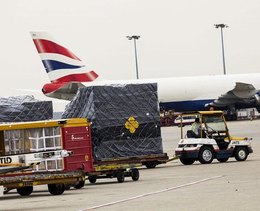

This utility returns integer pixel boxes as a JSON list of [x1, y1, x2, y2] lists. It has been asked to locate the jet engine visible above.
[[251, 92, 260, 105]]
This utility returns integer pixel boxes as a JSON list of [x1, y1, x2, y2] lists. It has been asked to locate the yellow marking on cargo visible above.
[[125, 117, 139, 133]]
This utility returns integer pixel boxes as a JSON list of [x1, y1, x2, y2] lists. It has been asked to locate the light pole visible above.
[[214, 24, 228, 75], [127, 35, 140, 79]]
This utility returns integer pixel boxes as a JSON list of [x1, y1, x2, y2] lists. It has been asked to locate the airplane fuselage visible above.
[[45, 73, 260, 112]]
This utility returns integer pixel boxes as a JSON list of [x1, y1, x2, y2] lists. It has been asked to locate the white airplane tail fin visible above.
[[30, 31, 99, 83]]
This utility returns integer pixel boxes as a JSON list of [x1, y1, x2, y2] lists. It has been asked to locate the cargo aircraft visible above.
[[30, 31, 260, 120]]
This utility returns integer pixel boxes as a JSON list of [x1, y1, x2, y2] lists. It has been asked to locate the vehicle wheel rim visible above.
[[203, 150, 212, 161], [239, 150, 246, 159]]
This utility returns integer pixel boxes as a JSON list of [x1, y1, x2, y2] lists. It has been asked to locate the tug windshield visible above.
[[204, 116, 227, 132]]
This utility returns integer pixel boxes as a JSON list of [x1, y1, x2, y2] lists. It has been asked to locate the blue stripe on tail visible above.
[[42, 60, 84, 73]]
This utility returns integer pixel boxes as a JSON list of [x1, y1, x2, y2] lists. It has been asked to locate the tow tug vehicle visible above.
[[175, 111, 253, 165]]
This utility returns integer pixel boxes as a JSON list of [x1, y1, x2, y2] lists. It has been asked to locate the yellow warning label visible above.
[[125, 117, 139, 133]]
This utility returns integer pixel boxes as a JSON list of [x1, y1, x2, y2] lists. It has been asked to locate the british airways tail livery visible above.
[[30, 31, 260, 120], [30, 31, 99, 100]]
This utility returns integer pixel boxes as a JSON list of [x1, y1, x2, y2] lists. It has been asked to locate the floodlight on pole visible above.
[[126, 35, 140, 79], [214, 23, 228, 75]]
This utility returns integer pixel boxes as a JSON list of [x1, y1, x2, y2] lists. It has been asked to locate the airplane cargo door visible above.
[[62, 126, 94, 172]]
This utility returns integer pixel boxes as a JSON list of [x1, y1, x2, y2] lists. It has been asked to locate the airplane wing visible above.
[[205, 82, 260, 108]]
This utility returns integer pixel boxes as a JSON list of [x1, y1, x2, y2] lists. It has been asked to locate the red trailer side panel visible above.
[[62, 126, 94, 172]]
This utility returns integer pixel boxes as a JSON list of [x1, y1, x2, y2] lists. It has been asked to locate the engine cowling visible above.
[[251, 92, 260, 105]]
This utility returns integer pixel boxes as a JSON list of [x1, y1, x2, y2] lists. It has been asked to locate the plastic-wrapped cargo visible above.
[[61, 83, 163, 159], [0, 95, 53, 123]]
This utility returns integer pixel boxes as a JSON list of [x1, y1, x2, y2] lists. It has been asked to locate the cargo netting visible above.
[[61, 83, 163, 159], [0, 95, 53, 123]]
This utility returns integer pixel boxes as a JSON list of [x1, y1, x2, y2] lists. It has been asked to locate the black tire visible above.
[[88, 177, 97, 184], [232, 114, 237, 121], [225, 115, 231, 121], [117, 170, 125, 183], [180, 158, 195, 165], [48, 183, 65, 195], [74, 181, 85, 189], [217, 158, 229, 163], [145, 162, 157, 169], [235, 147, 248, 161], [17, 186, 33, 196], [64, 184, 71, 190], [131, 169, 139, 181], [199, 146, 214, 164], [4, 189, 10, 194], [217, 158, 228, 163]]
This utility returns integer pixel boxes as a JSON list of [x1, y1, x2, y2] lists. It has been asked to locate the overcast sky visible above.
[[0, 0, 260, 111]]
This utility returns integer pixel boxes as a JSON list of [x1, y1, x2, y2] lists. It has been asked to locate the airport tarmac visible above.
[[1, 119, 260, 211]]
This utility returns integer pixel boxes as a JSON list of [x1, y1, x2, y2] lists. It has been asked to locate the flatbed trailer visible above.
[[86, 162, 142, 184], [85, 154, 179, 184], [0, 170, 85, 196]]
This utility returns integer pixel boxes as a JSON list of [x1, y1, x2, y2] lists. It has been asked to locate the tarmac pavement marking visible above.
[[77, 175, 225, 211]]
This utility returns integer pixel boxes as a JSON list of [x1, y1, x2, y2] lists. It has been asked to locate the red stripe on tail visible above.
[[51, 70, 99, 83], [33, 39, 81, 61]]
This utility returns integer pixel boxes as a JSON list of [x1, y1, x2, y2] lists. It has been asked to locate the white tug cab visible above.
[[175, 111, 253, 165]]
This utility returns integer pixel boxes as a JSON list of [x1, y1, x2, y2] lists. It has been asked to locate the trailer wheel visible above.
[[4, 189, 10, 194], [131, 168, 139, 181], [48, 183, 65, 195], [145, 162, 157, 168], [89, 177, 97, 184], [199, 146, 214, 164], [217, 158, 229, 163], [17, 186, 33, 196], [64, 184, 71, 190], [117, 170, 125, 183], [180, 158, 195, 165], [74, 181, 85, 189], [235, 147, 248, 161]]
